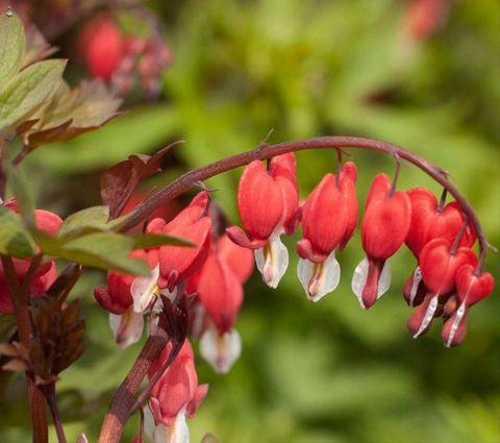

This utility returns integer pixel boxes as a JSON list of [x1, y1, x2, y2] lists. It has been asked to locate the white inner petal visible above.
[[154, 410, 189, 443], [143, 405, 156, 442], [377, 260, 392, 299], [413, 295, 438, 338], [409, 266, 423, 306], [446, 302, 467, 348], [297, 250, 340, 303], [200, 327, 242, 374], [254, 232, 289, 289], [132, 265, 160, 313], [109, 311, 144, 349], [351, 257, 391, 308], [351, 257, 369, 308]]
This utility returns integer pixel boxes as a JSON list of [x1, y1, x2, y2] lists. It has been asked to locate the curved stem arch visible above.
[[120, 136, 489, 269]]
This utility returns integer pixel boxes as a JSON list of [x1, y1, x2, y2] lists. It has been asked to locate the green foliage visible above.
[[0, 207, 35, 258]]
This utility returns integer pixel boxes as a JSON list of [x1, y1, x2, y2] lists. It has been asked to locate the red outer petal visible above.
[[218, 235, 254, 284], [419, 238, 478, 295], [455, 265, 495, 306], [339, 162, 359, 249], [196, 252, 244, 334], [238, 160, 284, 241], [362, 185, 411, 260], [441, 309, 469, 347], [301, 174, 348, 256], [159, 218, 212, 283], [365, 174, 391, 208], [405, 188, 438, 257]]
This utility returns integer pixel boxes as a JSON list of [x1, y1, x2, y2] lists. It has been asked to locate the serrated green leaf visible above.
[[0, 206, 36, 258], [0, 59, 66, 131], [132, 233, 193, 249], [0, 12, 26, 88], [36, 231, 149, 276]]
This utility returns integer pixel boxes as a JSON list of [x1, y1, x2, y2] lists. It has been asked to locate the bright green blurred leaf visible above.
[[0, 12, 26, 88], [0, 206, 36, 258]]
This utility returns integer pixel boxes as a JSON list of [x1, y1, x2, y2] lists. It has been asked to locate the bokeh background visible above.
[[1, 1, 499, 442]]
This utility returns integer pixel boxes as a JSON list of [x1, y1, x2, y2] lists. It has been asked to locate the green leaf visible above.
[[0, 12, 26, 88], [5, 163, 35, 228], [0, 59, 66, 131], [36, 231, 149, 276], [132, 233, 193, 249], [58, 206, 110, 240], [0, 207, 36, 258]]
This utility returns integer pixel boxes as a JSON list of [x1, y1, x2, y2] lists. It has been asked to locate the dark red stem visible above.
[[118, 136, 489, 270], [98, 334, 167, 443]]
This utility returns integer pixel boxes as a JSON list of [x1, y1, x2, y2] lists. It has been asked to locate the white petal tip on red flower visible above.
[[297, 250, 341, 303], [200, 327, 241, 374], [254, 233, 289, 289], [131, 265, 160, 314], [109, 311, 144, 349], [351, 258, 391, 309], [153, 410, 190, 443], [412, 294, 439, 339]]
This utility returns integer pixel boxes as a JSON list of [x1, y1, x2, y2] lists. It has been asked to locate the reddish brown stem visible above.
[[119, 136, 489, 269], [98, 334, 167, 443], [44, 384, 67, 443]]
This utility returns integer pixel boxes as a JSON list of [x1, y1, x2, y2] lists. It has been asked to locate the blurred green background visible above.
[[1, 0, 500, 442]]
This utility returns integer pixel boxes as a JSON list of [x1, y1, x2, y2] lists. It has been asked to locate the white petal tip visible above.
[[255, 233, 289, 289], [200, 328, 242, 374]]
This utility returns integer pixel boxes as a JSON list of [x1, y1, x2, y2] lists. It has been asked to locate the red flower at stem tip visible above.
[[352, 174, 411, 309], [297, 161, 358, 302], [227, 153, 299, 288]]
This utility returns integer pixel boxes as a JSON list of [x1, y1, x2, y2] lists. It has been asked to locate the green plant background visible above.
[[1, 1, 500, 442]]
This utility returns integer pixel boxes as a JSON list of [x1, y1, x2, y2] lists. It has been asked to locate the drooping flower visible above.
[[403, 188, 476, 306], [352, 174, 411, 309], [147, 192, 212, 296], [227, 153, 299, 288], [408, 238, 478, 338], [94, 249, 160, 348], [188, 235, 253, 373], [296, 161, 358, 302], [145, 340, 208, 443], [440, 264, 495, 347]]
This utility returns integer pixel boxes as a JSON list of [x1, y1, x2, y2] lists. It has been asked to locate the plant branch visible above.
[[98, 334, 168, 443], [44, 384, 67, 443], [118, 136, 490, 270]]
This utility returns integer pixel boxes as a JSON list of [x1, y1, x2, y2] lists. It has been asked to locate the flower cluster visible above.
[[0, 200, 62, 314], [229, 155, 495, 347], [93, 152, 495, 442], [79, 12, 172, 97]]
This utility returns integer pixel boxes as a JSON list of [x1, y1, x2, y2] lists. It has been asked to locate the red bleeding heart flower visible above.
[[94, 249, 160, 348], [187, 234, 253, 373], [147, 192, 212, 293], [297, 162, 358, 302], [455, 265, 495, 307], [352, 174, 411, 309], [145, 340, 208, 443], [403, 189, 476, 306], [409, 238, 478, 338], [227, 153, 299, 288]]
